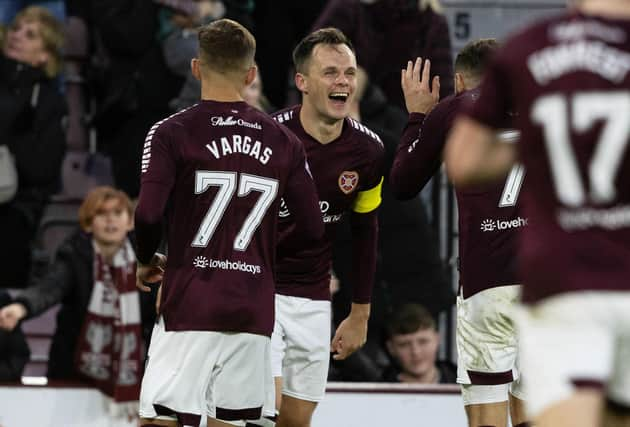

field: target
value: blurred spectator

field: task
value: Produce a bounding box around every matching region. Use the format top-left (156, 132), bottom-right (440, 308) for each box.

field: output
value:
top-left (0, 290), bottom-right (30, 381)
top-left (158, 1), bottom-right (257, 112)
top-left (0, 6), bottom-right (66, 288)
top-left (240, 65), bottom-right (274, 112)
top-left (159, 0), bottom-right (226, 111)
top-left (0, 187), bottom-right (157, 405)
top-left (80, 0), bottom-right (183, 198)
top-left (314, 0), bottom-right (453, 110)
top-left (0, 0), bottom-right (66, 25)
top-left (253, 0), bottom-right (328, 107)
top-left (381, 303), bottom-right (456, 383)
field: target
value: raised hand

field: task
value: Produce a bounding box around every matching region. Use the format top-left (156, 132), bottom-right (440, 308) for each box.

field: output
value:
top-left (401, 57), bottom-right (441, 114)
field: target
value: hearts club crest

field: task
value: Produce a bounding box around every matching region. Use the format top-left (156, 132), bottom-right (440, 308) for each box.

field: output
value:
top-left (338, 171), bottom-right (359, 194)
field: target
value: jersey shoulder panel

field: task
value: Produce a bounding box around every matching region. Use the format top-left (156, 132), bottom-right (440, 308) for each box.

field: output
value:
top-left (141, 104), bottom-right (198, 173)
top-left (272, 106), bottom-right (300, 126)
top-left (346, 117), bottom-right (384, 148)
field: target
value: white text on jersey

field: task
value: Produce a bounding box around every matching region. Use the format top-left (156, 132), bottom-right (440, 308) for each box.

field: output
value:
top-left (206, 134), bottom-right (273, 165)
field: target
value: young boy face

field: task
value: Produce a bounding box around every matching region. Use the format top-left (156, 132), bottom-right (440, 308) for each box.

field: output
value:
top-left (387, 327), bottom-right (440, 380)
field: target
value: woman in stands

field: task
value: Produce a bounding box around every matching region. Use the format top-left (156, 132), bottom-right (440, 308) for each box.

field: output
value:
top-left (0, 6), bottom-right (66, 289)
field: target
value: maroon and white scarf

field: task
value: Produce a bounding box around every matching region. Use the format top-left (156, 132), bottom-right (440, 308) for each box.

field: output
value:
top-left (75, 239), bottom-right (142, 402)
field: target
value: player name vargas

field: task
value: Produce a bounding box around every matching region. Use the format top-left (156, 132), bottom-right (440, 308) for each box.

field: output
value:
top-left (206, 134), bottom-right (273, 165)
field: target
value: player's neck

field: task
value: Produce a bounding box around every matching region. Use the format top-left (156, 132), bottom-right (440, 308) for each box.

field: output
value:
top-left (299, 103), bottom-right (344, 145)
top-left (200, 77), bottom-right (244, 103)
top-left (578, 0), bottom-right (630, 19)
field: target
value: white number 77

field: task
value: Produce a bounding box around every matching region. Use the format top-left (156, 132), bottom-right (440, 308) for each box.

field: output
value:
top-left (191, 171), bottom-right (278, 251)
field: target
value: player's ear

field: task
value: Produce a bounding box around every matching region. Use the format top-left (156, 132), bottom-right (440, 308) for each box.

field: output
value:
top-left (244, 65), bottom-right (257, 86)
top-left (295, 72), bottom-right (308, 95)
top-left (454, 72), bottom-right (466, 95)
top-left (191, 58), bottom-right (201, 81)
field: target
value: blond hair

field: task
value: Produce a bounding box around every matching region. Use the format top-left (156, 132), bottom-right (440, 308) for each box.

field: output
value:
top-left (78, 186), bottom-right (134, 231)
top-left (12, 6), bottom-right (64, 78)
top-left (419, 0), bottom-right (443, 13)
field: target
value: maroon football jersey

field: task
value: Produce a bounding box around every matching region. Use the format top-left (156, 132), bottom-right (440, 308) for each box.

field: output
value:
top-left (273, 105), bottom-right (385, 301)
top-left (135, 100), bottom-right (323, 336)
top-left (467, 12), bottom-right (630, 303)
top-left (391, 90), bottom-right (524, 298)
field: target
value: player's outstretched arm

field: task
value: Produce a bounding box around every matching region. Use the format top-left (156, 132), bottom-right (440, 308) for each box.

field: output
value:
top-left (390, 58), bottom-right (445, 199)
top-left (445, 116), bottom-right (516, 186)
top-left (330, 185), bottom-right (381, 360)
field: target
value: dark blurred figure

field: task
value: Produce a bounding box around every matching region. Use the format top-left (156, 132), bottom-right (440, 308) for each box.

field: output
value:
top-left (240, 65), bottom-right (274, 113)
top-left (314, 0), bottom-right (453, 110)
top-left (253, 0), bottom-right (328, 108)
top-left (0, 6), bottom-right (66, 288)
top-left (0, 290), bottom-right (30, 381)
top-left (75, 0), bottom-right (183, 198)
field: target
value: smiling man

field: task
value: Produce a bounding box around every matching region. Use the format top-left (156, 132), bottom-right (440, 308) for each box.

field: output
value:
top-left (266, 28), bottom-right (385, 427)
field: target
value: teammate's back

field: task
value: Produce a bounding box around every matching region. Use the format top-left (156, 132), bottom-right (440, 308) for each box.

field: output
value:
top-left (134, 20), bottom-right (323, 337)
top-left (137, 100), bottom-right (322, 336)
top-left (445, 4), bottom-right (630, 427)
top-left (462, 10), bottom-right (630, 303)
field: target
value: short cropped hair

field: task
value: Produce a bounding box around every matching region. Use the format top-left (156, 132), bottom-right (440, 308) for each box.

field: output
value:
top-left (292, 27), bottom-right (354, 74)
top-left (386, 304), bottom-right (436, 339)
top-left (78, 186), bottom-right (134, 231)
top-left (11, 6), bottom-right (64, 78)
top-left (197, 19), bottom-right (256, 75)
top-left (454, 38), bottom-right (498, 80)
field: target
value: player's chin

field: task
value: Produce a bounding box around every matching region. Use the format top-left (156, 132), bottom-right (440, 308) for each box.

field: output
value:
top-left (326, 103), bottom-right (349, 120)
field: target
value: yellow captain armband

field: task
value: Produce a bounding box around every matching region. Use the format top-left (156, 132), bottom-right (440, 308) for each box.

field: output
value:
top-left (352, 177), bottom-right (384, 213)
